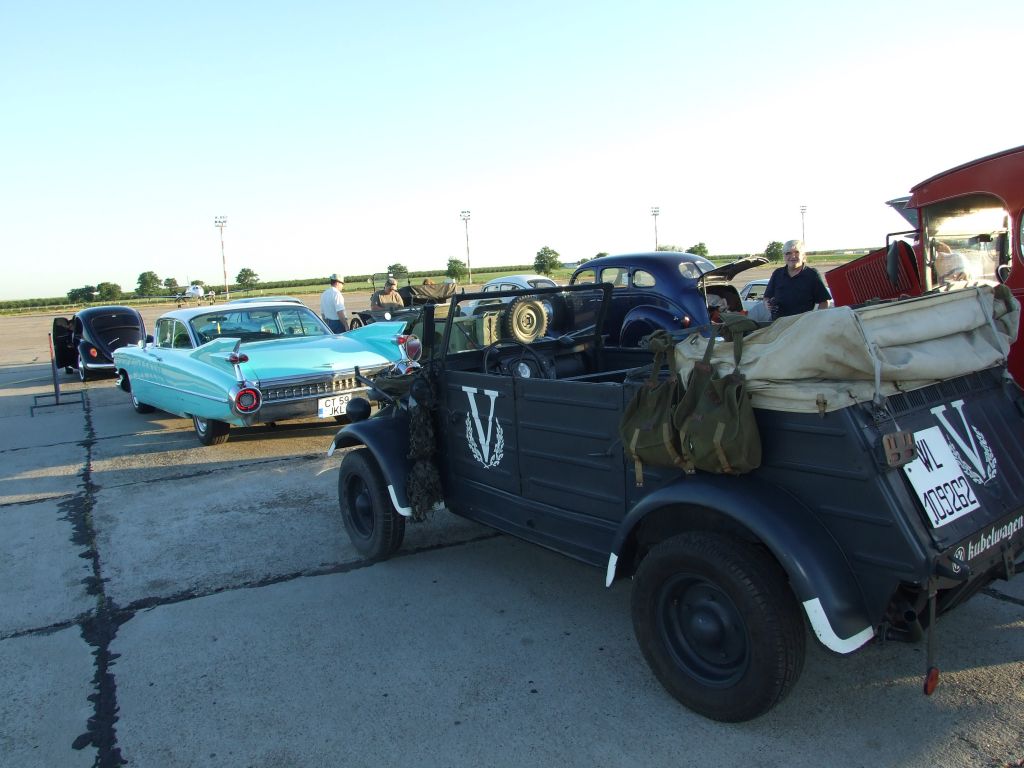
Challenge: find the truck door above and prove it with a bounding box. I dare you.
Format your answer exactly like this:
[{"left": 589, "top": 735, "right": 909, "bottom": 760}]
[
  {"left": 442, "top": 370, "right": 521, "bottom": 499},
  {"left": 514, "top": 377, "right": 626, "bottom": 522}
]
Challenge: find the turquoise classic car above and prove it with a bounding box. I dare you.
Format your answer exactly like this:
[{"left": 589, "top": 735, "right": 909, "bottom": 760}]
[{"left": 112, "top": 300, "right": 413, "bottom": 445}]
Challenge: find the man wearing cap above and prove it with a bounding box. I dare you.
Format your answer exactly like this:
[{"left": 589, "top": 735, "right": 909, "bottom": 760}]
[
  {"left": 370, "top": 276, "right": 405, "bottom": 312},
  {"left": 320, "top": 274, "right": 349, "bottom": 333}
]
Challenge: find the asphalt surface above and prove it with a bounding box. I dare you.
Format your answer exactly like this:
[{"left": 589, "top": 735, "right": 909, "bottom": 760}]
[{"left": 1, "top": 287, "right": 1022, "bottom": 768}]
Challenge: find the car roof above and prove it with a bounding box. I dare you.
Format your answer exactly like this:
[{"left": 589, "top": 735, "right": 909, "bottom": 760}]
[
  {"left": 156, "top": 301, "right": 314, "bottom": 322},
  {"left": 485, "top": 274, "right": 555, "bottom": 284},
  {"left": 73, "top": 305, "right": 142, "bottom": 320},
  {"left": 575, "top": 251, "right": 767, "bottom": 283},
  {"left": 223, "top": 296, "right": 303, "bottom": 304}
]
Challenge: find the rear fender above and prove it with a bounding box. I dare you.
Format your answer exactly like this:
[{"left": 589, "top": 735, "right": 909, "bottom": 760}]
[
  {"left": 328, "top": 411, "right": 415, "bottom": 516},
  {"left": 619, "top": 306, "right": 679, "bottom": 346},
  {"left": 608, "top": 474, "right": 875, "bottom": 654}
]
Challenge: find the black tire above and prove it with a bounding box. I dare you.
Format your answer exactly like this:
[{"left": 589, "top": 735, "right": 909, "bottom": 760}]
[
  {"left": 77, "top": 353, "right": 89, "bottom": 382},
  {"left": 631, "top": 532, "right": 805, "bottom": 722},
  {"left": 193, "top": 415, "right": 230, "bottom": 445},
  {"left": 502, "top": 296, "right": 549, "bottom": 343},
  {"left": 131, "top": 392, "right": 155, "bottom": 414},
  {"left": 348, "top": 316, "right": 364, "bottom": 330},
  {"left": 121, "top": 372, "right": 156, "bottom": 413},
  {"left": 338, "top": 448, "right": 405, "bottom": 559}
]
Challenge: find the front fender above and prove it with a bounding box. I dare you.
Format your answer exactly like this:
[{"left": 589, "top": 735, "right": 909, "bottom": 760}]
[
  {"left": 328, "top": 410, "right": 415, "bottom": 515},
  {"left": 608, "top": 473, "right": 875, "bottom": 654}
]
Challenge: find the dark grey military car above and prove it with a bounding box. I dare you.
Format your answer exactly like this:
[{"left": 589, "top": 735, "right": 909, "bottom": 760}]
[{"left": 327, "top": 281, "right": 1024, "bottom": 722}]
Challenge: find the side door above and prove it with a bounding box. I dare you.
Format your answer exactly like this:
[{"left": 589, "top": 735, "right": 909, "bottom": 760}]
[
  {"left": 515, "top": 377, "right": 626, "bottom": 523},
  {"left": 52, "top": 316, "right": 76, "bottom": 369},
  {"left": 441, "top": 369, "right": 521, "bottom": 503},
  {"left": 143, "top": 318, "right": 192, "bottom": 414}
]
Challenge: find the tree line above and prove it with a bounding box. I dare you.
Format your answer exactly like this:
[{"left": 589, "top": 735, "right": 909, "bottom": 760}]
[{"left": 54, "top": 241, "right": 791, "bottom": 306}]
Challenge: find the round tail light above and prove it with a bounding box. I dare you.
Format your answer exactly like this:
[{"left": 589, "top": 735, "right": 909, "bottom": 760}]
[
  {"left": 89, "top": 347, "right": 99, "bottom": 358},
  {"left": 234, "top": 387, "right": 261, "bottom": 413}
]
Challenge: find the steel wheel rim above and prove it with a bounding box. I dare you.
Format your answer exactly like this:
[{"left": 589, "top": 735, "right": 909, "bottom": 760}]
[
  {"left": 513, "top": 306, "right": 542, "bottom": 336},
  {"left": 655, "top": 573, "right": 749, "bottom": 688},
  {"left": 345, "top": 475, "right": 374, "bottom": 539},
  {"left": 77, "top": 354, "right": 86, "bottom": 382},
  {"left": 194, "top": 416, "right": 208, "bottom": 436}
]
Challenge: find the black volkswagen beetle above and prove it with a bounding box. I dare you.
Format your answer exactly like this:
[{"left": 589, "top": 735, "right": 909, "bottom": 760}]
[{"left": 52, "top": 305, "right": 146, "bottom": 381}]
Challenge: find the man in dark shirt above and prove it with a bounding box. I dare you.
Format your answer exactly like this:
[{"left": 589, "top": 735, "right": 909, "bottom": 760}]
[{"left": 763, "top": 239, "right": 831, "bottom": 318}]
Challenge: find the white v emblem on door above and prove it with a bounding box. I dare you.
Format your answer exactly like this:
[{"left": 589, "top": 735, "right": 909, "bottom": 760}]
[{"left": 462, "top": 385, "right": 500, "bottom": 463}]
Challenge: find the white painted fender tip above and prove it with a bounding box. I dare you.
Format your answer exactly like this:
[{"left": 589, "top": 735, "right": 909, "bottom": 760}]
[
  {"left": 802, "top": 597, "right": 874, "bottom": 654},
  {"left": 605, "top": 553, "right": 618, "bottom": 587}
]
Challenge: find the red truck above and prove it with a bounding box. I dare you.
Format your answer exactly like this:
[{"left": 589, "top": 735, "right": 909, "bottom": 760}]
[{"left": 826, "top": 145, "right": 1023, "bottom": 383}]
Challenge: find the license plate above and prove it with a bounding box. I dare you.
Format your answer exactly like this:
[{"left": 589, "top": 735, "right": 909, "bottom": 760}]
[
  {"left": 317, "top": 394, "right": 352, "bottom": 418},
  {"left": 902, "top": 425, "right": 980, "bottom": 528}
]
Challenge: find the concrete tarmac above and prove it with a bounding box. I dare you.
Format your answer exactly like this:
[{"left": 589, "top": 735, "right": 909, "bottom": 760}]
[{"left": 0, "top": 292, "right": 1021, "bottom": 768}]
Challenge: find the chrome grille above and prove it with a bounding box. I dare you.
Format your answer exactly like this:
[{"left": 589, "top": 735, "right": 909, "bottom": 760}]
[{"left": 260, "top": 366, "right": 387, "bottom": 403}]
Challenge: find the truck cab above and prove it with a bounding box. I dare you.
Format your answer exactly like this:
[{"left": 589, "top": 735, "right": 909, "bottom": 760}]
[{"left": 826, "top": 145, "right": 1024, "bottom": 383}]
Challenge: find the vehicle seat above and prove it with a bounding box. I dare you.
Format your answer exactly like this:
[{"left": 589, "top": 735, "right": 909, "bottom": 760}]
[{"left": 172, "top": 333, "right": 192, "bottom": 349}]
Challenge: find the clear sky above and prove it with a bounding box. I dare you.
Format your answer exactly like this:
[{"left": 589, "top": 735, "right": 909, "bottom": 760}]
[{"left": 2, "top": 1, "right": 1022, "bottom": 301}]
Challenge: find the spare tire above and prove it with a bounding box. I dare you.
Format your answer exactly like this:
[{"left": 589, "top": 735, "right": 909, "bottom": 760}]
[{"left": 502, "top": 296, "right": 549, "bottom": 343}]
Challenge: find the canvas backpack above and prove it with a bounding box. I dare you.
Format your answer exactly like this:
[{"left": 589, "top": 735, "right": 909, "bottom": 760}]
[
  {"left": 673, "top": 314, "right": 762, "bottom": 475},
  {"left": 619, "top": 330, "right": 686, "bottom": 486}
]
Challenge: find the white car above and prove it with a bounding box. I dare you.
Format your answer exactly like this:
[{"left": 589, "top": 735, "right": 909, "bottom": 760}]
[
  {"left": 739, "top": 279, "right": 769, "bottom": 310},
  {"left": 461, "top": 274, "right": 559, "bottom": 315}
]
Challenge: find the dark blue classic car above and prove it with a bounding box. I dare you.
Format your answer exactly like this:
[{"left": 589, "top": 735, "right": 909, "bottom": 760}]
[
  {"left": 568, "top": 252, "right": 766, "bottom": 346},
  {"left": 53, "top": 305, "right": 147, "bottom": 381}
]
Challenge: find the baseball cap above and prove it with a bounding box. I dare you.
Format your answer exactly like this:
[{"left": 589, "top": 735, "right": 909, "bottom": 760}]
[
  {"left": 386, "top": 277, "right": 397, "bottom": 286},
  {"left": 329, "top": 273, "right": 344, "bottom": 284}
]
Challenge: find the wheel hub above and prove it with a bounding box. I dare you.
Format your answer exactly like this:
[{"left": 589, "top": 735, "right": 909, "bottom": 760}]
[{"left": 659, "top": 577, "right": 749, "bottom": 686}]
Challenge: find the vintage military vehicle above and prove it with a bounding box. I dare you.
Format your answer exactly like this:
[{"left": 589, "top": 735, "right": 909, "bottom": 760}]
[{"left": 327, "top": 280, "right": 1023, "bottom": 722}]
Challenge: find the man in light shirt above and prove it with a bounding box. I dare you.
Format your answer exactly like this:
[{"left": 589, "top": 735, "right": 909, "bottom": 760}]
[{"left": 319, "top": 274, "right": 348, "bottom": 333}]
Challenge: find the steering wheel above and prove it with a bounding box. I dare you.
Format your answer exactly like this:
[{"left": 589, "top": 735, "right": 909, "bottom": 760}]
[{"left": 481, "top": 339, "right": 551, "bottom": 378}]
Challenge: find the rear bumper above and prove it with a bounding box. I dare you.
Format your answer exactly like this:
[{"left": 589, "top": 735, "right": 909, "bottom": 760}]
[{"left": 243, "top": 387, "right": 370, "bottom": 424}]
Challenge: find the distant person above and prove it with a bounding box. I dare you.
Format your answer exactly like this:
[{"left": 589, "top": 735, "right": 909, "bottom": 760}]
[
  {"left": 319, "top": 274, "right": 349, "bottom": 333},
  {"left": 422, "top": 277, "right": 436, "bottom": 286},
  {"left": 763, "top": 240, "right": 831, "bottom": 318},
  {"left": 370, "top": 277, "right": 405, "bottom": 311}
]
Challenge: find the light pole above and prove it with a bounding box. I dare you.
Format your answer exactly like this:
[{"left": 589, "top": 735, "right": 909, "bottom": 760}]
[
  {"left": 214, "top": 216, "right": 228, "bottom": 300},
  {"left": 800, "top": 205, "right": 807, "bottom": 244},
  {"left": 460, "top": 210, "right": 472, "bottom": 284},
  {"left": 650, "top": 206, "right": 660, "bottom": 250}
]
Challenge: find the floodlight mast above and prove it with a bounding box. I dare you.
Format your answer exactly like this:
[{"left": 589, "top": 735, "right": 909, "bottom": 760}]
[
  {"left": 214, "top": 216, "right": 228, "bottom": 299},
  {"left": 460, "top": 210, "right": 472, "bottom": 284}
]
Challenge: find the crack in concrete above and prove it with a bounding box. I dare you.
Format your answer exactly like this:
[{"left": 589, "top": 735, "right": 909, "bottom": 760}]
[{"left": 59, "top": 392, "right": 126, "bottom": 768}]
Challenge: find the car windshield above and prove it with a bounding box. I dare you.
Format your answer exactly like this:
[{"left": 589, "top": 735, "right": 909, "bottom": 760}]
[{"left": 190, "top": 306, "right": 329, "bottom": 344}]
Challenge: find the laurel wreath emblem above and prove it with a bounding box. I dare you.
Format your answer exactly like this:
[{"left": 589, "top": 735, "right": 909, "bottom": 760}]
[
  {"left": 465, "top": 415, "right": 504, "bottom": 468},
  {"left": 947, "top": 425, "right": 997, "bottom": 485}
]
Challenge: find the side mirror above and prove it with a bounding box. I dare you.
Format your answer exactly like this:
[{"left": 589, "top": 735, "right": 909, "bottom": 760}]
[
  {"left": 885, "top": 241, "right": 904, "bottom": 287},
  {"left": 144, "top": 335, "right": 154, "bottom": 346}
]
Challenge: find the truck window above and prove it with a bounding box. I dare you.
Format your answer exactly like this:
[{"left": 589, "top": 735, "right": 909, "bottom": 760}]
[{"left": 922, "top": 193, "right": 1007, "bottom": 287}]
